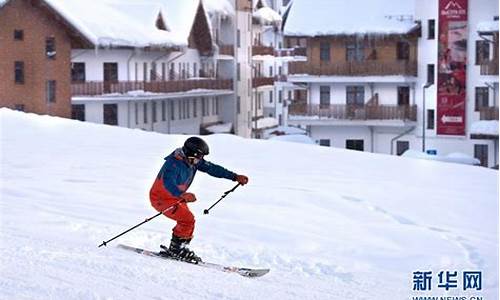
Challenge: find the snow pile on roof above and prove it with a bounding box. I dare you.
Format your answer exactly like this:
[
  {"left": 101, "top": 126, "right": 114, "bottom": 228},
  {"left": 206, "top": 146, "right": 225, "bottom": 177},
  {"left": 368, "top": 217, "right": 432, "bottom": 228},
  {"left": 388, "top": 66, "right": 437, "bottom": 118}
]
[
  {"left": 269, "top": 134, "right": 315, "bottom": 144},
  {"left": 402, "top": 150, "right": 480, "bottom": 166},
  {"left": 263, "top": 125, "right": 307, "bottom": 138},
  {"left": 205, "top": 122, "right": 233, "bottom": 133},
  {"left": 43, "top": 0, "right": 196, "bottom": 48},
  {"left": 254, "top": 6, "right": 282, "bottom": 25},
  {"left": 477, "top": 20, "right": 499, "bottom": 33},
  {"left": 202, "top": 0, "right": 234, "bottom": 17},
  {"left": 285, "top": 0, "right": 417, "bottom": 36},
  {"left": 255, "top": 117, "right": 279, "bottom": 129},
  {"left": 470, "top": 120, "right": 499, "bottom": 136}
]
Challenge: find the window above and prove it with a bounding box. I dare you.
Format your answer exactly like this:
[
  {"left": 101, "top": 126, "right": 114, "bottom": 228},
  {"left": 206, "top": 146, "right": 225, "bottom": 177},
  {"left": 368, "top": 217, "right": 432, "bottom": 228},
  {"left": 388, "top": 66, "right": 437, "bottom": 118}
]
[
  {"left": 71, "top": 104, "right": 85, "bottom": 121},
  {"left": 193, "top": 63, "right": 197, "bottom": 78},
  {"left": 475, "top": 87, "right": 489, "bottom": 111},
  {"left": 237, "top": 63, "right": 241, "bottom": 81},
  {"left": 396, "top": 141, "right": 409, "bottom": 156},
  {"left": 143, "top": 63, "right": 148, "bottom": 81},
  {"left": 14, "top": 29, "right": 23, "bottom": 40},
  {"left": 143, "top": 102, "right": 148, "bottom": 123},
  {"left": 71, "top": 63, "right": 86, "bottom": 83},
  {"left": 161, "top": 101, "right": 166, "bottom": 121},
  {"left": 237, "top": 29, "right": 241, "bottom": 48},
  {"left": 135, "top": 103, "right": 139, "bottom": 124},
  {"left": 427, "top": 109, "right": 435, "bottom": 130},
  {"left": 346, "top": 86, "right": 364, "bottom": 106},
  {"left": 269, "top": 66, "right": 273, "bottom": 77},
  {"left": 279, "top": 90, "right": 283, "bottom": 103},
  {"left": 152, "top": 101, "right": 157, "bottom": 123},
  {"left": 14, "top": 104, "right": 25, "bottom": 111},
  {"left": 320, "top": 86, "right": 330, "bottom": 108},
  {"left": 474, "top": 144, "right": 488, "bottom": 167},
  {"left": 103, "top": 104, "right": 118, "bottom": 125},
  {"left": 428, "top": 19, "right": 435, "bottom": 39},
  {"left": 237, "top": 96, "right": 241, "bottom": 114},
  {"left": 170, "top": 101, "right": 175, "bottom": 120},
  {"left": 320, "top": 41, "right": 330, "bottom": 61},
  {"left": 346, "top": 41, "right": 365, "bottom": 62},
  {"left": 427, "top": 64, "right": 435, "bottom": 85},
  {"left": 346, "top": 139, "right": 364, "bottom": 151},
  {"left": 178, "top": 100, "right": 182, "bottom": 119},
  {"left": 269, "top": 91, "right": 273, "bottom": 103},
  {"left": 475, "top": 40, "right": 490, "bottom": 64},
  {"left": 46, "top": 80, "right": 56, "bottom": 103},
  {"left": 46, "top": 37, "right": 56, "bottom": 59},
  {"left": 193, "top": 99, "right": 197, "bottom": 118},
  {"left": 319, "top": 139, "right": 330, "bottom": 147},
  {"left": 14, "top": 61, "right": 24, "bottom": 84},
  {"left": 162, "top": 63, "right": 166, "bottom": 80},
  {"left": 397, "top": 41, "right": 410, "bottom": 60}
]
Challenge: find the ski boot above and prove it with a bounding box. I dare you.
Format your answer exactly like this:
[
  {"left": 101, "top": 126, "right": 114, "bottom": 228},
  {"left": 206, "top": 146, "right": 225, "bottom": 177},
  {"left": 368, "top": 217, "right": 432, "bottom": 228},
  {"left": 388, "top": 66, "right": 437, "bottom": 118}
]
[{"left": 159, "top": 235, "right": 202, "bottom": 264}]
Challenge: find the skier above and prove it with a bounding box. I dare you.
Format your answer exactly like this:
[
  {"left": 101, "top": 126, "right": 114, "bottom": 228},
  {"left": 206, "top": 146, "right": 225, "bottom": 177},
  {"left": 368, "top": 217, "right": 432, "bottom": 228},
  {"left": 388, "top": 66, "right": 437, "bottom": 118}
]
[{"left": 149, "top": 137, "right": 248, "bottom": 263}]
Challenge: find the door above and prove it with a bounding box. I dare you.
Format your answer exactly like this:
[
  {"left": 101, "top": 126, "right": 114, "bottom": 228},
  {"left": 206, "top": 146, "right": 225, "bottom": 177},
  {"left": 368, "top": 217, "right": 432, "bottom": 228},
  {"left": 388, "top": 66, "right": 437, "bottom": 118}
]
[
  {"left": 474, "top": 144, "right": 488, "bottom": 167},
  {"left": 397, "top": 86, "right": 410, "bottom": 106},
  {"left": 103, "top": 63, "right": 118, "bottom": 93},
  {"left": 103, "top": 104, "right": 118, "bottom": 125}
]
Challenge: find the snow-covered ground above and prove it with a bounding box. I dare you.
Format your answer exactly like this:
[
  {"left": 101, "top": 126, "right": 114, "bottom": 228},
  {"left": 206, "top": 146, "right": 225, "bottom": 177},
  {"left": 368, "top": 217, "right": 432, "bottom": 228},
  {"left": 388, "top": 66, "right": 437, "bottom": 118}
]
[{"left": 0, "top": 108, "right": 498, "bottom": 299}]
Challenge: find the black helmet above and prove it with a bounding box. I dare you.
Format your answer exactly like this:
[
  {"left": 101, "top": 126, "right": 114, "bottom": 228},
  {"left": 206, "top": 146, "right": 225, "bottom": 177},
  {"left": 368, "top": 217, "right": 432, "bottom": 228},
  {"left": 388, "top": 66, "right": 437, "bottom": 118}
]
[{"left": 183, "top": 137, "right": 209, "bottom": 158}]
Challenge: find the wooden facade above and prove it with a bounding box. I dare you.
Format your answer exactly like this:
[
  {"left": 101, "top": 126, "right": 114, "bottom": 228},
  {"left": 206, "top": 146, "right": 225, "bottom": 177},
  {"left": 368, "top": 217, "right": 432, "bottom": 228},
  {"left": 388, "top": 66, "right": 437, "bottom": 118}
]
[{"left": 286, "top": 34, "right": 419, "bottom": 76}]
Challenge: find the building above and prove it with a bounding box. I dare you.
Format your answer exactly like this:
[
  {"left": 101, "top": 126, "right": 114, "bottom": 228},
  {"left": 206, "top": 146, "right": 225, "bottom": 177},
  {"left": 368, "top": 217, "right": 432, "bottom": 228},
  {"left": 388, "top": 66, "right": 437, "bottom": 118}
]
[
  {"left": 284, "top": 0, "right": 420, "bottom": 153},
  {"left": 0, "top": 0, "right": 92, "bottom": 118},
  {"left": 284, "top": 0, "right": 499, "bottom": 167}
]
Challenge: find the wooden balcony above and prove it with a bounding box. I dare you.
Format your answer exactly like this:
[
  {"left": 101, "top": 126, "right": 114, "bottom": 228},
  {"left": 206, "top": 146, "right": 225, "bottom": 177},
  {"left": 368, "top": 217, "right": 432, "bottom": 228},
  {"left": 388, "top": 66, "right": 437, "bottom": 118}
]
[
  {"left": 479, "top": 106, "right": 499, "bottom": 120},
  {"left": 480, "top": 60, "right": 499, "bottom": 75},
  {"left": 219, "top": 44, "right": 234, "bottom": 56},
  {"left": 71, "top": 79, "right": 233, "bottom": 96},
  {"left": 253, "top": 45, "right": 275, "bottom": 56},
  {"left": 252, "top": 77, "right": 275, "bottom": 88},
  {"left": 288, "top": 60, "right": 418, "bottom": 76},
  {"left": 289, "top": 103, "right": 417, "bottom": 121}
]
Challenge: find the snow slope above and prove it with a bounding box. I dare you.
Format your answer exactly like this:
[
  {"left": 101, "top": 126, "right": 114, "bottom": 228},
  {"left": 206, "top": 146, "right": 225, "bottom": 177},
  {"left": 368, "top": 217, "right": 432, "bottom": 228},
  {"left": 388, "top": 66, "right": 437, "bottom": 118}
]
[{"left": 0, "top": 109, "right": 498, "bottom": 299}]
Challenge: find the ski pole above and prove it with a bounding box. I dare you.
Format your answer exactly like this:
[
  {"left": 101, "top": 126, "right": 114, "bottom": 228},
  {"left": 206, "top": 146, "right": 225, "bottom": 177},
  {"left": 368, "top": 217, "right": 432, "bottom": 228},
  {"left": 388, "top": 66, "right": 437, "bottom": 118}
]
[
  {"left": 203, "top": 183, "right": 241, "bottom": 215},
  {"left": 98, "top": 199, "right": 184, "bottom": 248}
]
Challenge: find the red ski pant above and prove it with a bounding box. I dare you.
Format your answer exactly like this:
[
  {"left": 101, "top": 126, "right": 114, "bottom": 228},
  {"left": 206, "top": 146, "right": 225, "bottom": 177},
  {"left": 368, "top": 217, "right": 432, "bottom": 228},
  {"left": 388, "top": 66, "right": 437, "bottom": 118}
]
[{"left": 150, "top": 179, "right": 195, "bottom": 239}]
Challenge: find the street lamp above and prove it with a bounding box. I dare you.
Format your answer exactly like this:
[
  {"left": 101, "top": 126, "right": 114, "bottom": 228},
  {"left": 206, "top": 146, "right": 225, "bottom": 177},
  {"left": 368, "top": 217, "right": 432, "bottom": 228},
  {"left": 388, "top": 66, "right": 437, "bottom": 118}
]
[{"left": 422, "top": 82, "right": 432, "bottom": 152}]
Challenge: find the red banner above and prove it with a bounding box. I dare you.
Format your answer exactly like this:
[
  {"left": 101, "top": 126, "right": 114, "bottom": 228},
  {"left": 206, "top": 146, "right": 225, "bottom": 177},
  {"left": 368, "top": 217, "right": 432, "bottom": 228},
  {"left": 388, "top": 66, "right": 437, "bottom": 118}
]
[{"left": 437, "top": 0, "right": 468, "bottom": 135}]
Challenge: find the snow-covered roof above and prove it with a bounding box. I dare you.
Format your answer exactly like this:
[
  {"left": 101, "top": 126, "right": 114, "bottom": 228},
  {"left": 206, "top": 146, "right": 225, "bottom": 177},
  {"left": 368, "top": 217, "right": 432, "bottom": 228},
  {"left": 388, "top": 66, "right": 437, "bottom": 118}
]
[
  {"left": 470, "top": 120, "right": 499, "bottom": 136},
  {"left": 255, "top": 117, "right": 279, "bottom": 129},
  {"left": 158, "top": 0, "right": 205, "bottom": 45},
  {"left": 402, "top": 150, "right": 480, "bottom": 166},
  {"left": 477, "top": 21, "right": 499, "bottom": 33},
  {"left": 285, "top": 0, "right": 418, "bottom": 36},
  {"left": 202, "top": 0, "right": 234, "bottom": 18},
  {"left": 205, "top": 122, "right": 233, "bottom": 133},
  {"left": 254, "top": 6, "right": 282, "bottom": 25}
]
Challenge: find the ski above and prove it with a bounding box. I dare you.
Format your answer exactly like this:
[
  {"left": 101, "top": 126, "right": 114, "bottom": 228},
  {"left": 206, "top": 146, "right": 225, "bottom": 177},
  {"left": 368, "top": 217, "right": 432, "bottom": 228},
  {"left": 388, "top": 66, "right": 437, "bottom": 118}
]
[{"left": 117, "top": 244, "right": 270, "bottom": 278}]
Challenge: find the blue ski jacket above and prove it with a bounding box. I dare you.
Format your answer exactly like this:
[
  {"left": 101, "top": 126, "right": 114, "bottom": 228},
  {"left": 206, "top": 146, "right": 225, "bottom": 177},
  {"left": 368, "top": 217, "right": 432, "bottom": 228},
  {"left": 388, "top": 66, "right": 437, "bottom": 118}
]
[{"left": 156, "top": 148, "right": 237, "bottom": 197}]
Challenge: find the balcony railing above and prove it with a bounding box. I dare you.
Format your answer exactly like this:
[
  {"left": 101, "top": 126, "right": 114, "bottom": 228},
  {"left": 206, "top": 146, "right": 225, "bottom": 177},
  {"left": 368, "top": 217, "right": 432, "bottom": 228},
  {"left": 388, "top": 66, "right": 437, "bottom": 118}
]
[
  {"left": 252, "top": 77, "right": 275, "bottom": 88},
  {"left": 253, "top": 45, "right": 275, "bottom": 56},
  {"left": 71, "top": 79, "right": 233, "bottom": 96},
  {"left": 480, "top": 60, "right": 499, "bottom": 75},
  {"left": 219, "top": 44, "right": 234, "bottom": 56},
  {"left": 289, "top": 60, "right": 418, "bottom": 76},
  {"left": 289, "top": 103, "right": 417, "bottom": 121},
  {"left": 275, "top": 47, "right": 307, "bottom": 57},
  {"left": 479, "top": 106, "right": 499, "bottom": 120}
]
